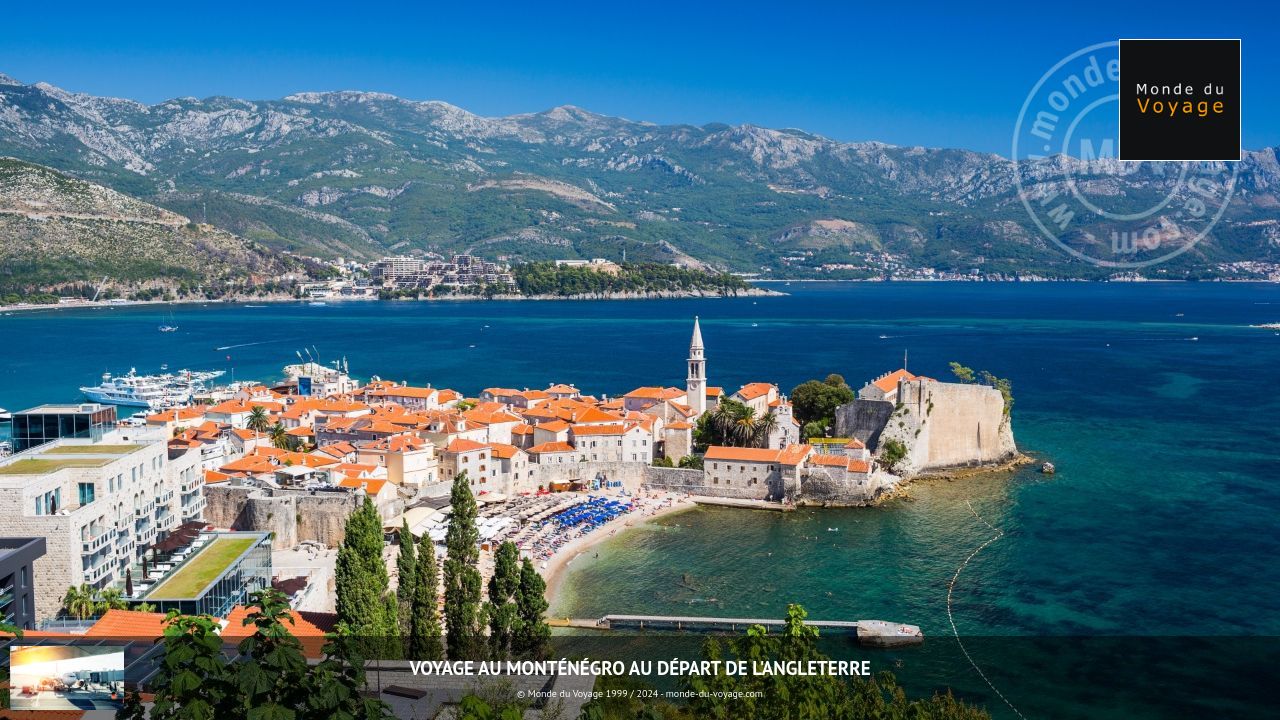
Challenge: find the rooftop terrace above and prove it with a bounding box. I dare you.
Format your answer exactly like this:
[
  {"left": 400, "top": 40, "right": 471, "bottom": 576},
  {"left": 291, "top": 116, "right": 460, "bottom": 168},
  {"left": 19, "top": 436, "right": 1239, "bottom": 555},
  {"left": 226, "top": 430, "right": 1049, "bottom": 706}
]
[
  {"left": 144, "top": 536, "right": 259, "bottom": 600},
  {"left": 0, "top": 441, "right": 147, "bottom": 475}
]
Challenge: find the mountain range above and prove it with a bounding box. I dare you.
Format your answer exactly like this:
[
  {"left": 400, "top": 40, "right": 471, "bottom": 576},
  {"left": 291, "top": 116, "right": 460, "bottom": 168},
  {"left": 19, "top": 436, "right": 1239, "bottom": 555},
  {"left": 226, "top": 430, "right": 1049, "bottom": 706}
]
[{"left": 2, "top": 71, "right": 1279, "bottom": 284}]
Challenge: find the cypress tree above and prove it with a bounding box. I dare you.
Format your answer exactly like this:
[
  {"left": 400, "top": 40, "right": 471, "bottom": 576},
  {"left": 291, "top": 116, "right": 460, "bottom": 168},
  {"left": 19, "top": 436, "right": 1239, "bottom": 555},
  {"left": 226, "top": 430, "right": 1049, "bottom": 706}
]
[
  {"left": 514, "top": 557, "right": 551, "bottom": 660},
  {"left": 336, "top": 497, "right": 396, "bottom": 650},
  {"left": 395, "top": 518, "right": 417, "bottom": 634},
  {"left": 443, "top": 471, "right": 484, "bottom": 659},
  {"left": 486, "top": 540, "right": 521, "bottom": 659},
  {"left": 409, "top": 533, "right": 444, "bottom": 660}
]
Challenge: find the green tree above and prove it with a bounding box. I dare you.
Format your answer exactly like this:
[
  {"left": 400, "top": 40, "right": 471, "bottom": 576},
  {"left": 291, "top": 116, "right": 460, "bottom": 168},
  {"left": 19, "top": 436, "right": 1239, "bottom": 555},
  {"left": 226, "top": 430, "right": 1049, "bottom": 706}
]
[
  {"left": 246, "top": 405, "right": 271, "bottom": 433},
  {"left": 651, "top": 456, "right": 674, "bottom": 467},
  {"left": 306, "top": 621, "right": 398, "bottom": 720},
  {"left": 395, "top": 519, "right": 417, "bottom": 634},
  {"left": 879, "top": 439, "right": 908, "bottom": 473},
  {"left": 677, "top": 454, "right": 704, "bottom": 470},
  {"left": 97, "top": 586, "right": 129, "bottom": 612},
  {"left": 269, "top": 422, "right": 292, "bottom": 450},
  {"left": 949, "top": 362, "right": 976, "bottom": 383},
  {"left": 486, "top": 541, "right": 522, "bottom": 660},
  {"left": 409, "top": 533, "right": 445, "bottom": 660},
  {"left": 683, "top": 604, "right": 990, "bottom": 720},
  {"left": 335, "top": 497, "right": 396, "bottom": 652},
  {"left": 146, "top": 612, "right": 233, "bottom": 720},
  {"left": 801, "top": 420, "right": 828, "bottom": 441},
  {"left": 513, "top": 557, "right": 551, "bottom": 660},
  {"left": 62, "top": 583, "right": 98, "bottom": 620},
  {"left": 229, "top": 589, "right": 310, "bottom": 719},
  {"left": 443, "top": 471, "right": 484, "bottom": 659},
  {"left": 695, "top": 398, "right": 776, "bottom": 449},
  {"left": 790, "top": 378, "right": 854, "bottom": 429}
]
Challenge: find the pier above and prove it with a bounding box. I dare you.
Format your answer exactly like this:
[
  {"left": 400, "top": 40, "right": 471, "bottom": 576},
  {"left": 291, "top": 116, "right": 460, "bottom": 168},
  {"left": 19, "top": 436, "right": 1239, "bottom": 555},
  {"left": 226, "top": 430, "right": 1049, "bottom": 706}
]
[
  {"left": 547, "top": 614, "right": 923, "bottom": 647},
  {"left": 687, "top": 496, "right": 793, "bottom": 512}
]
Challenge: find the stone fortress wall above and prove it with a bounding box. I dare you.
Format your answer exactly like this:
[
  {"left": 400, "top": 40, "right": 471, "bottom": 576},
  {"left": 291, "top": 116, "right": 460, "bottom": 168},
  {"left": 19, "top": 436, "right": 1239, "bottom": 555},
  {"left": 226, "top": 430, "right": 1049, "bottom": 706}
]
[{"left": 835, "top": 378, "right": 1016, "bottom": 478}]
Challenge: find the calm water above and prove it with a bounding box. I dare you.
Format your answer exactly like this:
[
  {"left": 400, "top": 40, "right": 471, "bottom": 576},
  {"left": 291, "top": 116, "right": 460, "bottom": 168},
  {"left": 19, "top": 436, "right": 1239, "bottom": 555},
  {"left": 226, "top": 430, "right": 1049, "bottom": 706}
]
[{"left": 2, "top": 283, "right": 1279, "bottom": 717}]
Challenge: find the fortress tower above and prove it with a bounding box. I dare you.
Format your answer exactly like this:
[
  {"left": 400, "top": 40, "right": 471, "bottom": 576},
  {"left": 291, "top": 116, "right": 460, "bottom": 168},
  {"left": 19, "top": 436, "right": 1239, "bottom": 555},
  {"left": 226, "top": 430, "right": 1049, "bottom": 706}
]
[{"left": 687, "top": 316, "right": 707, "bottom": 415}]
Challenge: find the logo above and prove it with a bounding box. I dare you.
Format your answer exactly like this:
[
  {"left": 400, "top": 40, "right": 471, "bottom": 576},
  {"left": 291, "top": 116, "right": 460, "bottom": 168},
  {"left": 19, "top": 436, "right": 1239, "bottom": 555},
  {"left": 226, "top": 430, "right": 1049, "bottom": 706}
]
[{"left": 1012, "top": 41, "right": 1238, "bottom": 269}]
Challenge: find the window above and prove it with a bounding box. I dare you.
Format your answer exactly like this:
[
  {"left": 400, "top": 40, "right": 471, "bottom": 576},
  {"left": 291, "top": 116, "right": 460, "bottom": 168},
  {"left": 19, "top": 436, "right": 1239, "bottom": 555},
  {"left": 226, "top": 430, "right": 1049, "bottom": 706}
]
[{"left": 78, "top": 482, "right": 96, "bottom": 506}]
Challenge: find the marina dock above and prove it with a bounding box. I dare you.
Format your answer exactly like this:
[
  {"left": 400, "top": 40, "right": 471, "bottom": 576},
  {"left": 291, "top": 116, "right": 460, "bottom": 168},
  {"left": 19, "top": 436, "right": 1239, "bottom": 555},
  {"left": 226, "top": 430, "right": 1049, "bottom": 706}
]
[
  {"left": 687, "top": 496, "right": 794, "bottom": 512},
  {"left": 547, "top": 614, "right": 924, "bottom": 646}
]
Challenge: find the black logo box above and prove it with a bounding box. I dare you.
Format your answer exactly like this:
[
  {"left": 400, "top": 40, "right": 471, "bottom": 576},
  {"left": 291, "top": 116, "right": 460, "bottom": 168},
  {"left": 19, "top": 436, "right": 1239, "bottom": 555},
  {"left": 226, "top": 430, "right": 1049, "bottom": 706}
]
[{"left": 1119, "top": 39, "right": 1240, "bottom": 161}]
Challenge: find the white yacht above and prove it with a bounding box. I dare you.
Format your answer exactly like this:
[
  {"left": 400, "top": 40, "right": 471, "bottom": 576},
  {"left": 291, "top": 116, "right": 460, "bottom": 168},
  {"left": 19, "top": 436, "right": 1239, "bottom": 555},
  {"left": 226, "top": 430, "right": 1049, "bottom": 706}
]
[{"left": 80, "top": 368, "right": 225, "bottom": 409}]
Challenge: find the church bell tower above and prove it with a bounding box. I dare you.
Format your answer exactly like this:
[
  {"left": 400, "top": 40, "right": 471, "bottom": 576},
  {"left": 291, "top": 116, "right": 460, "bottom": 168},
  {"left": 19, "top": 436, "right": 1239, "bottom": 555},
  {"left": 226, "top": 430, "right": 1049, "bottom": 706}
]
[{"left": 687, "top": 316, "right": 707, "bottom": 415}]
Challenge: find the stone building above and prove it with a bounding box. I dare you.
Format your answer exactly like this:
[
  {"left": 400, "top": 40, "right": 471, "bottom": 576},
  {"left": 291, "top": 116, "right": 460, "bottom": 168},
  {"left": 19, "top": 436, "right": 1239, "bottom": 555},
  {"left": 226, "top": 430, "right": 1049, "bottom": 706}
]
[{"left": 0, "top": 430, "right": 203, "bottom": 620}]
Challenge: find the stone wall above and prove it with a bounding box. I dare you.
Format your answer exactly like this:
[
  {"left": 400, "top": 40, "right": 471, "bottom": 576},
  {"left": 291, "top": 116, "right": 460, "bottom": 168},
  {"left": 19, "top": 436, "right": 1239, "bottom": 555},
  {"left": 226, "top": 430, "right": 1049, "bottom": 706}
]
[
  {"left": 640, "top": 465, "right": 763, "bottom": 497},
  {"left": 835, "top": 379, "right": 1016, "bottom": 478},
  {"left": 833, "top": 399, "right": 896, "bottom": 450},
  {"left": 203, "top": 484, "right": 363, "bottom": 549}
]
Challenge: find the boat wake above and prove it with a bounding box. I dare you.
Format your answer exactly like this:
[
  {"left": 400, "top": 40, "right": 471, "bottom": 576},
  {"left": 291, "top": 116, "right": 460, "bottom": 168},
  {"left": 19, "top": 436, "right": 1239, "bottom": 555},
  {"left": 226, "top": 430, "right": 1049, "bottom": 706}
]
[
  {"left": 215, "top": 339, "right": 290, "bottom": 351},
  {"left": 946, "top": 500, "right": 1027, "bottom": 720}
]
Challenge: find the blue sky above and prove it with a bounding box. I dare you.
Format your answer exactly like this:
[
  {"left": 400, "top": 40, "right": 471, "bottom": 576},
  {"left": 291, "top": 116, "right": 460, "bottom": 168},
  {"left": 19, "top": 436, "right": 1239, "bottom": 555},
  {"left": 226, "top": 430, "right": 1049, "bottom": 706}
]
[{"left": 2, "top": 0, "right": 1273, "bottom": 155}]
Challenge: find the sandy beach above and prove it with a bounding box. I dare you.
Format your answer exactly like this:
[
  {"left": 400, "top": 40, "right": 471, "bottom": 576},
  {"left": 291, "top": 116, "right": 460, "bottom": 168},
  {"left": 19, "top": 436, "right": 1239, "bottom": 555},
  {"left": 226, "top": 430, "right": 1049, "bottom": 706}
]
[{"left": 539, "top": 493, "right": 696, "bottom": 611}]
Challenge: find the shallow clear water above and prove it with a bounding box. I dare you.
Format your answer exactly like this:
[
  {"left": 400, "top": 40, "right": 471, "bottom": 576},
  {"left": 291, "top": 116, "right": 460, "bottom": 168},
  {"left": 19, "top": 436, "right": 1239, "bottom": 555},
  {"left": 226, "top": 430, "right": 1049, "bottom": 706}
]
[{"left": 3, "top": 282, "right": 1278, "bottom": 716}]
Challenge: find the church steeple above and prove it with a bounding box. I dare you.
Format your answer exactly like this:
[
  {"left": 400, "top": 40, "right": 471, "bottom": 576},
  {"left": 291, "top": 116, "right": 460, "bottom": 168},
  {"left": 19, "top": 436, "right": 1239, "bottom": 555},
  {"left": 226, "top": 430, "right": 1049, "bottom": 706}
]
[{"left": 687, "top": 316, "right": 707, "bottom": 415}]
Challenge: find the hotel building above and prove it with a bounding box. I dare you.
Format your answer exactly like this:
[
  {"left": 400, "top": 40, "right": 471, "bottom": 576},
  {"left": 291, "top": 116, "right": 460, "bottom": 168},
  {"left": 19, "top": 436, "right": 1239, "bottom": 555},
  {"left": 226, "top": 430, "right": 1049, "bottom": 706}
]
[{"left": 0, "top": 429, "right": 204, "bottom": 620}]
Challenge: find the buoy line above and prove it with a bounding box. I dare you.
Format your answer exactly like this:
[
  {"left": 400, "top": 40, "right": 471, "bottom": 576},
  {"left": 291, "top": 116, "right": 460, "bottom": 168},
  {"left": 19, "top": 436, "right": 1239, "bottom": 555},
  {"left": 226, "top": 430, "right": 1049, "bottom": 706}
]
[{"left": 945, "top": 500, "right": 1028, "bottom": 720}]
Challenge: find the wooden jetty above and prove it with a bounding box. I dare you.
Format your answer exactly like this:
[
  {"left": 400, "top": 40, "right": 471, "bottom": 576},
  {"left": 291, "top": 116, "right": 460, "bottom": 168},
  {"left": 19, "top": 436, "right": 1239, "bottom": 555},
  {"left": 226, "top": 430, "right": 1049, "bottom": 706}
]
[{"left": 547, "top": 614, "right": 923, "bottom": 647}]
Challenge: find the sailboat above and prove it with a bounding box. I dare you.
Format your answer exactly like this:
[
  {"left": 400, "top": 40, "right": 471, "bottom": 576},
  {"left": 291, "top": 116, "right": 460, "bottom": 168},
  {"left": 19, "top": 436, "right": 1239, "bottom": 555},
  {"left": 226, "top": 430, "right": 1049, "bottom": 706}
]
[{"left": 158, "top": 310, "right": 178, "bottom": 332}]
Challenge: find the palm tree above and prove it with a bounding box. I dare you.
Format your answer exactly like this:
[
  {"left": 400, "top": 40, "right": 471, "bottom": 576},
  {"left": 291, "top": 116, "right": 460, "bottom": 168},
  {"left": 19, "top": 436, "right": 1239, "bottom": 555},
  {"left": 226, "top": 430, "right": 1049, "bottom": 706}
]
[
  {"left": 97, "top": 587, "right": 129, "bottom": 612},
  {"left": 269, "top": 422, "right": 291, "bottom": 450},
  {"left": 246, "top": 405, "right": 270, "bottom": 433},
  {"left": 62, "top": 583, "right": 97, "bottom": 620},
  {"left": 751, "top": 411, "right": 779, "bottom": 448}
]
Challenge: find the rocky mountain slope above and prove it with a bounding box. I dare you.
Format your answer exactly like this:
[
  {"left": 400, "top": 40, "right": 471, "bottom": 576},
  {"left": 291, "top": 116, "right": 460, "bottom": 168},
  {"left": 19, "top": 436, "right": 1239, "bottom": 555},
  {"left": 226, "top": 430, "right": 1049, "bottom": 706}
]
[
  {"left": 0, "top": 157, "right": 301, "bottom": 296},
  {"left": 2, "top": 72, "right": 1279, "bottom": 278}
]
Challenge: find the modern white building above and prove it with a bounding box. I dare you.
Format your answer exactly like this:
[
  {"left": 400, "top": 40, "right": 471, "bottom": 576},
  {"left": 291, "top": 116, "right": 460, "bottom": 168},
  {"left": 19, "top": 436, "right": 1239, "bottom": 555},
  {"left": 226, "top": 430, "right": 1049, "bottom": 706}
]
[{"left": 0, "top": 429, "right": 203, "bottom": 621}]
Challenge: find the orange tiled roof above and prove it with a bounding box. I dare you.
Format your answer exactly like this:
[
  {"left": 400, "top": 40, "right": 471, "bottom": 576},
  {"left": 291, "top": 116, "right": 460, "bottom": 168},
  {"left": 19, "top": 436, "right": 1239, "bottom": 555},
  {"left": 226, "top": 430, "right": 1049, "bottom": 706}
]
[
  {"left": 704, "top": 446, "right": 782, "bottom": 463},
  {"left": 205, "top": 469, "right": 233, "bottom": 484},
  {"left": 735, "top": 382, "right": 775, "bottom": 401},
  {"left": 146, "top": 406, "right": 206, "bottom": 423},
  {"left": 84, "top": 608, "right": 170, "bottom": 640},
  {"left": 848, "top": 459, "right": 871, "bottom": 473},
  {"left": 527, "top": 441, "right": 575, "bottom": 454},
  {"left": 489, "top": 443, "right": 525, "bottom": 459},
  {"left": 546, "top": 383, "right": 579, "bottom": 394},
  {"left": 778, "top": 444, "right": 813, "bottom": 466},
  {"left": 809, "top": 454, "right": 852, "bottom": 467},
  {"left": 844, "top": 438, "right": 866, "bottom": 449},
  {"left": 571, "top": 423, "right": 626, "bottom": 436},
  {"left": 871, "top": 369, "right": 917, "bottom": 393},
  {"left": 572, "top": 406, "right": 625, "bottom": 424},
  {"left": 666, "top": 421, "right": 694, "bottom": 430},
  {"left": 625, "top": 386, "right": 684, "bottom": 400},
  {"left": 337, "top": 477, "right": 388, "bottom": 495},
  {"left": 445, "top": 438, "right": 489, "bottom": 453}
]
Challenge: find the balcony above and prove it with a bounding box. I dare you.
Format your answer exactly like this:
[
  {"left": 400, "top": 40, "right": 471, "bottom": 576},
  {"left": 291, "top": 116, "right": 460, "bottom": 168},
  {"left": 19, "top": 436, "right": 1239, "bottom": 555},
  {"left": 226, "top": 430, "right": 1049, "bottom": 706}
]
[
  {"left": 83, "top": 556, "right": 112, "bottom": 584},
  {"left": 181, "top": 496, "right": 206, "bottom": 519},
  {"left": 181, "top": 475, "right": 203, "bottom": 493},
  {"left": 137, "top": 525, "right": 157, "bottom": 546},
  {"left": 0, "top": 583, "right": 13, "bottom": 607},
  {"left": 158, "top": 489, "right": 175, "bottom": 505},
  {"left": 81, "top": 526, "right": 116, "bottom": 554},
  {"left": 135, "top": 499, "right": 156, "bottom": 517}
]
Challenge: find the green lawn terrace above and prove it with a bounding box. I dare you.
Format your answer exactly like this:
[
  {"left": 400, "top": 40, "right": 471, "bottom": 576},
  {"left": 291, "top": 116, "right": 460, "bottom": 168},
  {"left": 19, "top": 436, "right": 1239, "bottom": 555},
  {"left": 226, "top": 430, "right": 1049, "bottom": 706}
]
[
  {"left": 0, "top": 443, "right": 142, "bottom": 475},
  {"left": 140, "top": 532, "right": 272, "bottom": 616}
]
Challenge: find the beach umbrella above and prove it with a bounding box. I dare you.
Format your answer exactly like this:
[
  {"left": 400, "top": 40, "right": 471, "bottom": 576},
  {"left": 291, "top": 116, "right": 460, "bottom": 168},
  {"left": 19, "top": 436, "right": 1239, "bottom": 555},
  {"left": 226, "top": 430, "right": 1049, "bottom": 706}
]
[{"left": 125, "top": 568, "right": 134, "bottom": 597}]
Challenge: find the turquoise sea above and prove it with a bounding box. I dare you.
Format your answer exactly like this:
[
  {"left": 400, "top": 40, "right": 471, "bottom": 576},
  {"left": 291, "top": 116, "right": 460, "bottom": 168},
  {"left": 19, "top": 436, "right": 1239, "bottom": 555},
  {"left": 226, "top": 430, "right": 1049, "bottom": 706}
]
[{"left": 2, "top": 282, "right": 1278, "bottom": 717}]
